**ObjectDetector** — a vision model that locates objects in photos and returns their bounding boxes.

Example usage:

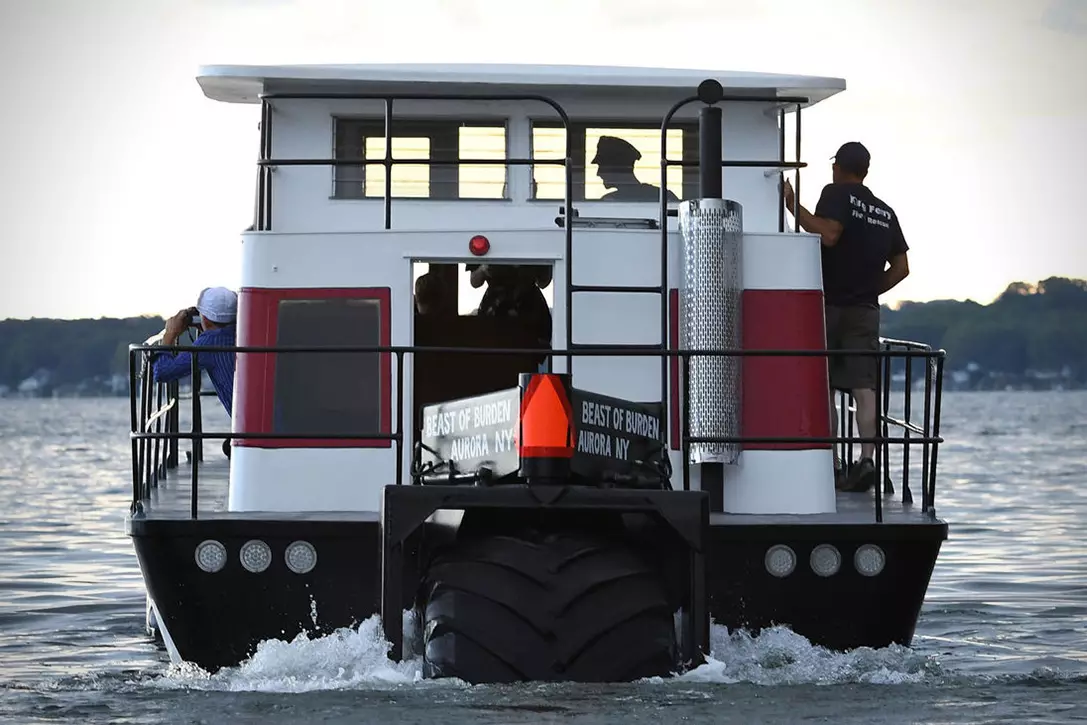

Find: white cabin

[203,63,845,515]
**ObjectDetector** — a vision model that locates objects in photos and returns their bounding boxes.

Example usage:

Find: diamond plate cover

[679,198,743,464]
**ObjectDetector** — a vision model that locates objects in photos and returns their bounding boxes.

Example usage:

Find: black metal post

[383,98,393,230]
[698,105,723,199]
[190,354,202,519]
[881,351,893,496]
[927,355,944,514]
[902,355,914,504]
[129,350,140,510]
[920,356,934,513]
[778,108,786,233]
[395,350,404,486]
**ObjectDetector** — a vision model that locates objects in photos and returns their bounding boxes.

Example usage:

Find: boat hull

[706,520,947,650]
[127,517,382,671]
[128,512,946,672]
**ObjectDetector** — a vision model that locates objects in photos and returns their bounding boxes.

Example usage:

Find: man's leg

[840,305,881,491]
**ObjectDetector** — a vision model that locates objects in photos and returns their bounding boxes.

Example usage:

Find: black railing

[129,340,945,524]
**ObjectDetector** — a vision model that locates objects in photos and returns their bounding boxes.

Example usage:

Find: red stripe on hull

[741,289,831,450]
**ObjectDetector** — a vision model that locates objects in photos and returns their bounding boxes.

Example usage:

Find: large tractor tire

[419,530,677,684]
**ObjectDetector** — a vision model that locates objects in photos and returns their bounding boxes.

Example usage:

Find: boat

[125,62,949,683]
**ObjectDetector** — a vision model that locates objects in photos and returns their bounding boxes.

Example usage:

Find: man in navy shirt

[152,287,238,457]
[783,142,910,492]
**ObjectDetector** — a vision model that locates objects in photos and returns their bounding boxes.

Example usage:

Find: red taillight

[468,235,490,256]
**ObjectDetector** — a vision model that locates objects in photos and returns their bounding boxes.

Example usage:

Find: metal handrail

[129,341,946,524]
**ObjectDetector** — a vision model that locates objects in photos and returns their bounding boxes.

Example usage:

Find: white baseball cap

[196,287,238,324]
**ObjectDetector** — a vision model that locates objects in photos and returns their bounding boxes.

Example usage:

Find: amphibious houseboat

[126,63,949,683]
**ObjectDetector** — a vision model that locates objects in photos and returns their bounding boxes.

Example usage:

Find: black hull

[128,517,382,671]
[706,521,947,651]
[129,513,947,673]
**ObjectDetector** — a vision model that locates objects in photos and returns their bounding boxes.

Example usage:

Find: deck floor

[135,449,940,526]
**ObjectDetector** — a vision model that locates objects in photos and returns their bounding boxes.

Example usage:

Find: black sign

[568,387,666,481]
[419,387,520,479]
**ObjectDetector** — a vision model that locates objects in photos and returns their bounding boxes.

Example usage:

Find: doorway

[411,261,555,435]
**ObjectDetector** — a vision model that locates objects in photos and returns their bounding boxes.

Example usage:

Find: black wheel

[419,530,678,683]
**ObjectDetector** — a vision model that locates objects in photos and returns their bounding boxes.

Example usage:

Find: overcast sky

[0,0,1084,320]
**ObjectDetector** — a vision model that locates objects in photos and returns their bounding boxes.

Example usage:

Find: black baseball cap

[831,142,870,174]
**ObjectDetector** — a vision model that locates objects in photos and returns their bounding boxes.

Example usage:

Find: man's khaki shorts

[825,304,880,392]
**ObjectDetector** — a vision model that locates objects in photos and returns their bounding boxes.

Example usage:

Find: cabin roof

[195,63,846,109]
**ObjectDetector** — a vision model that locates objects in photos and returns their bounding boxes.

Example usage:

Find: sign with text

[419,387,521,479]
[568,387,666,482]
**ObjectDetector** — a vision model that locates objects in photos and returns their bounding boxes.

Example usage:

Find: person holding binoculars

[151,287,238,458]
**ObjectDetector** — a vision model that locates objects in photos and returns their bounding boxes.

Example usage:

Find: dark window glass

[272,298,383,437]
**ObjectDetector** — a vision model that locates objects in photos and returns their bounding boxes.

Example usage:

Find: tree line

[0,276,1084,392]
[880,277,1087,380]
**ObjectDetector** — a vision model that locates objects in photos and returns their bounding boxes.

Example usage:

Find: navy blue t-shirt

[814,182,909,307]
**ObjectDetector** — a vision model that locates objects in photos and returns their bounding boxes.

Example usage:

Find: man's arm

[879,253,910,294]
[878,214,911,294]
[151,309,200,383]
[784,180,845,247]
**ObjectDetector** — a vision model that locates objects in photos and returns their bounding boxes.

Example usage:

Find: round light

[240,539,272,573]
[195,540,227,573]
[810,544,842,577]
[468,235,490,256]
[764,544,796,578]
[854,544,886,576]
[285,540,317,574]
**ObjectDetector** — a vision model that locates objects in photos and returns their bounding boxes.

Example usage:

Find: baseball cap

[831,142,871,173]
[195,286,238,324]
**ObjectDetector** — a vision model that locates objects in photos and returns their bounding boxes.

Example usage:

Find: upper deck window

[333,119,507,200]
[531,122,697,202]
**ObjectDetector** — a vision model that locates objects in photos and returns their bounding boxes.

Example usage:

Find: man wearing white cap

[152,287,239,457]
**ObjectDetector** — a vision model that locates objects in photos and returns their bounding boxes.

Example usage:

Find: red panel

[741,289,831,450]
[669,288,681,451]
[234,287,392,449]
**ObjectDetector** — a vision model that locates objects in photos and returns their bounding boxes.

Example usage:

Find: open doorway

[411,260,555,435]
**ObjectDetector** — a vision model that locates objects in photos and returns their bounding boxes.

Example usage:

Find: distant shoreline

[1,276,1084,397]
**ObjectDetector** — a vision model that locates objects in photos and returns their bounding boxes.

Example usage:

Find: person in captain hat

[592,135,679,203]
[152,287,239,458]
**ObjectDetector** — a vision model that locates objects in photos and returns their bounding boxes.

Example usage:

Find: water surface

[0,392,1085,723]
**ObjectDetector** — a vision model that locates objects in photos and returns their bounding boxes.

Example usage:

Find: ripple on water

[0,394,1086,723]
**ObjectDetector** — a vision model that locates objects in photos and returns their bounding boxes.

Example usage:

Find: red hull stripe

[741,289,831,450]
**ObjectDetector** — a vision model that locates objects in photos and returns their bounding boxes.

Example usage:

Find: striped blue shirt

[152,325,237,415]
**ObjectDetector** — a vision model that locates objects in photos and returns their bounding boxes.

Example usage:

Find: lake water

[0,392,1085,724]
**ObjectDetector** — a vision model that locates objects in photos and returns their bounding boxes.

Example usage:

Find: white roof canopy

[196,63,845,109]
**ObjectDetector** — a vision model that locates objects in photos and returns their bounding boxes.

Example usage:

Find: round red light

[468,235,490,256]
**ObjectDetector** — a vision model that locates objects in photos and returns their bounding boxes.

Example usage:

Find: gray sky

[0,0,1084,319]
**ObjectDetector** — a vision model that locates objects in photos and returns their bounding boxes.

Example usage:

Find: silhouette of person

[592,135,679,202]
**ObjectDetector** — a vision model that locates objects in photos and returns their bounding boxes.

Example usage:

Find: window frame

[234,287,392,449]
[331,117,511,201]
[528,119,700,202]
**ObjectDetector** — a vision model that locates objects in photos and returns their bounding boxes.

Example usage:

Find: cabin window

[333,119,508,200]
[234,288,391,449]
[531,122,697,202]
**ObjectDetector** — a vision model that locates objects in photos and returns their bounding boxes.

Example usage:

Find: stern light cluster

[194,539,317,574]
[764,543,885,578]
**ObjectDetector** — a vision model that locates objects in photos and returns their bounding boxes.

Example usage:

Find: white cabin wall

[264,97,788,235]
[237,94,792,503]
